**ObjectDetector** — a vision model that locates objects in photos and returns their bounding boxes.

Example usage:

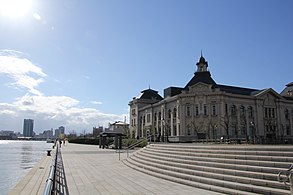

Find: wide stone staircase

[123,143,293,195]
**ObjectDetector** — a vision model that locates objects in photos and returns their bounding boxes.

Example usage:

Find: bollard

[47,150,52,156]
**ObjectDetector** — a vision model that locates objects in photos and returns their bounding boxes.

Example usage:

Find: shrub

[68,138,99,145]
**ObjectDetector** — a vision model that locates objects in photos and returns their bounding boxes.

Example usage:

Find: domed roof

[196,52,208,67]
[139,88,163,100]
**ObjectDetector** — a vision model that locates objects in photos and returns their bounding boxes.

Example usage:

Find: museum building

[129,54,293,143]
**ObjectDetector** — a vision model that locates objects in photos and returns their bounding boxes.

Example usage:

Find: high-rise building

[59,126,65,134]
[54,128,60,138]
[23,119,34,137]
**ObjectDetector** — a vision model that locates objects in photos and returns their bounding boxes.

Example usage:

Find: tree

[220,114,230,140]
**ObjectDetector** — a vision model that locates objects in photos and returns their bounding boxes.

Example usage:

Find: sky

[0,0,292,135]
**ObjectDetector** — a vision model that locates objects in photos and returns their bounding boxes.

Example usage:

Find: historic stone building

[129,54,293,144]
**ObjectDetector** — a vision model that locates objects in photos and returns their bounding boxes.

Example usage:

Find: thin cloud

[91,101,103,105]
[0,50,46,96]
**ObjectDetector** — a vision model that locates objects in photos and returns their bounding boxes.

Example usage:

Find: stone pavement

[61,143,223,195]
[8,152,52,195]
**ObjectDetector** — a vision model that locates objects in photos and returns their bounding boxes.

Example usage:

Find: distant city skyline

[0,0,292,134]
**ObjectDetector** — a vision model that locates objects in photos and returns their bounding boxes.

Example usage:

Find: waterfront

[0,140,53,195]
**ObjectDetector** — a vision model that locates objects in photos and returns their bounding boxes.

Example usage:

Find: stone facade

[129,55,293,144]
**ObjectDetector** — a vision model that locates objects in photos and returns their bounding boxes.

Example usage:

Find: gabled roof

[252,88,284,99]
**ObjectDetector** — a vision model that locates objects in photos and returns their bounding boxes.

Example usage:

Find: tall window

[212,105,216,116]
[204,105,208,116]
[231,105,237,115]
[248,106,253,118]
[265,107,268,118]
[168,109,171,119]
[240,106,245,116]
[173,108,177,118]
[285,109,289,120]
[146,114,151,123]
[271,108,275,118]
[225,104,228,115]
[195,105,199,116]
[186,106,191,117]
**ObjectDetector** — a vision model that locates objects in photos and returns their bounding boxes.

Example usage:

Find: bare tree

[220,114,230,140]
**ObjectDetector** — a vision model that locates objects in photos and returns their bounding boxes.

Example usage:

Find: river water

[0,140,53,195]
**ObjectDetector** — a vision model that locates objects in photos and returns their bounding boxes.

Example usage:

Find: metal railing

[278,163,293,195]
[126,135,152,158]
[43,141,59,195]
[116,135,152,160]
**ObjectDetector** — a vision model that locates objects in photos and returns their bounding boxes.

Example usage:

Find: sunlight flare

[0,0,32,18]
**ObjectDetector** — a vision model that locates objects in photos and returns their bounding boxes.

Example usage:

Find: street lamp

[250,121,255,144]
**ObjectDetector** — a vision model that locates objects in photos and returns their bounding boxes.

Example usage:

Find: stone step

[151,143,293,152]
[138,151,283,181]
[123,159,261,195]
[140,150,290,174]
[125,156,289,195]
[150,146,293,157]
[131,153,288,191]
[146,147,293,163]
[143,149,290,169]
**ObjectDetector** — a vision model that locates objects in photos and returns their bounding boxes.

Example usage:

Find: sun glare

[0,0,32,18]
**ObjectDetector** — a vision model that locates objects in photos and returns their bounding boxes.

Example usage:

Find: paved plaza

[61,143,222,195]
[9,142,223,195]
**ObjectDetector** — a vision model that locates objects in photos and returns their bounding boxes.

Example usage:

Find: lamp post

[214,124,217,142]
[250,121,255,144]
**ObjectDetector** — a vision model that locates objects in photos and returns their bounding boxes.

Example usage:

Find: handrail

[277,163,293,195]
[43,140,59,195]
[126,135,152,158]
